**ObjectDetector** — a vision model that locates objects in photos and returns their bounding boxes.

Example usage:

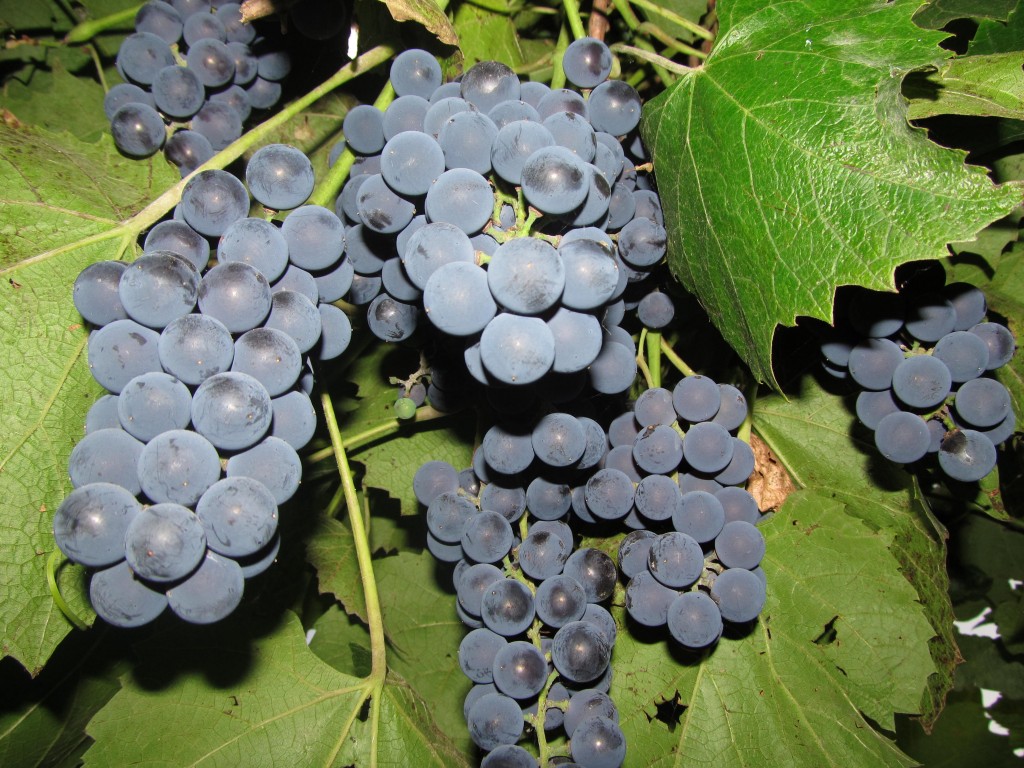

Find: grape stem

[307,404,450,464]
[561,0,588,41]
[639,22,708,60]
[636,328,655,389]
[46,550,89,631]
[64,4,142,43]
[629,0,715,41]
[647,329,662,388]
[533,669,561,766]
[610,43,694,75]
[660,336,698,377]
[550,22,571,90]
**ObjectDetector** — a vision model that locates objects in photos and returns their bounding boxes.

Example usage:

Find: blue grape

[245,77,282,109]
[491,120,556,185]
[551,620,611,683]
[488,237,565,315]
[715,438,755,485]
[158,313,234,385]
[245,144,315,210]
[933,331,989,383]
[874,411,930,464]
[232,327,302,396]
[390,49,442,99]
[570,715,626,768]
[563,547,616,603]
[588,79,642,136]
[367,294,419,342]
[467,692,524,751]
[625,570,678,626]
[543,111,596,162]
[264,290,321,353]
[488,99,541,128]
[715,520,766,570]
[356,173,416,234]
[891,355,951,409]
[74,261,128,327]
[558,237,619,311]
[227,41,258,85]
[492,641,548,699]
[118,251,199,329]
[180,169,250,237]
[481,578,535,636]
[588,340,637,394]
[210,84,252,122]
[518,529,569,581]
[424,96,474,137]
[462,510,515,563]
[633,474,681,523]
[426,491,476,543]
[380,258,422,302]
[564,689,618,738]
[226,437,301,504]
[198,262,272,332]
[111,103,166,158]
[86,394,122,433]
[617,216,666,268]
[713,383,749,431]
[648,531,703,588]
[546,308,603,374]
[414,460,460,506]
[521,146,590,215]
[584,468,634,521]
[382,94,429,140]
[88,319,162,393]
[904,293,957,342]
[618,531,656,580]
[186,38,235,87]
[459,627,507,684]
[969,322,1016,370]
[133,1,179,44]
[166,550,244,624]
[255,45,290,81]
[519,80,550,109]
[182,11,225,45]
[274,265,320,304]
[196,476,278,558]
[532,413,586,468]
[944,282,987,330]
[438,110,499,174]
[136,428,221,506]
[632,424,683,474]
[343,105,386,154]
[144,220,210,271]
[53,482,141,567]
[525,477,572,521]
[117,32,175,86]
[268,391,317,450]
[855,388,900,430]
[458,563,504,616]
[89,561,168,628]
[380,130,445,196]
[103,83,155,121]
[164,129,214,177]
[192,101,243,150]
[152,65,204,119]
[480,313,555,385]
[314,258,356,303]
[461,61,520,113]
[955,377,1011,428]
[716,486,760,525]
[192,371,273,450]
[124,502,206,582]
[344,223,389,276]
[537,88,587,120]
[638,291,675,329]
[317,303,353,360]
[117,371,192,441]
[711,567,766,623]
[673,490,725,544]
[425,168,493,234]
[562,37,612,88]
[403,222,476,289]
[683,421,734,474]
[667,591,723,649]
[481,745,536,768]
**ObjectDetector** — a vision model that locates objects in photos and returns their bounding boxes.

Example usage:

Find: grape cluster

[59,145,353,627]
[333,40,668,398]
[819,277,1017,482]
[105,0,294,168]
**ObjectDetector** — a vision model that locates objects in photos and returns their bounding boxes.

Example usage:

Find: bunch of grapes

[819,274,1016,483]
[55,144,356,627]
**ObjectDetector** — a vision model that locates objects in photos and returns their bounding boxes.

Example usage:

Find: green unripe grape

[394,397,417,420]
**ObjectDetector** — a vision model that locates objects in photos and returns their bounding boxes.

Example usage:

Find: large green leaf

[912,0,1017,29]
[0,123,178,674]
[641,0,1022,387]
[753,375,958,726]
[905,53,1024,121]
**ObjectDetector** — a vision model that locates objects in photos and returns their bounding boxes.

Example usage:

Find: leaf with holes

[641,0,1022,387]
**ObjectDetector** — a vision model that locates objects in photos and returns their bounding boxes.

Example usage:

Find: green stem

[660,336,698,376]
[465,0,518,12]
[534,669,560,766]
[550,23,571,90]
[47,551,88,631]
[611,0,642,29]
[307,405,449,463]
[87,44,109,92]
[64,4,142,43]
[636,328,654,388]
[321,392,387,680]
[610,42,692,77]
[561,0,587,40]
[629,0,714,40]
[646,329,662,388]
[639,22,708,60]
[309,81,396,208]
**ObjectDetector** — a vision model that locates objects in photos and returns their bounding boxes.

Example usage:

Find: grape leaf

[641,0,1022,387]
[971,0,1024,55]
[905,53,1024,121]
[912,0,1017,28]
[635,0,709,43]
[0,59,109,142]
[378,0,459,45]
[895,689,1017,767]
[616,494,934,767]
[453,1,526,68]
[753,375,957,726]
[83,611,468,767]
[0,123,177,674]
[308,515,369,623]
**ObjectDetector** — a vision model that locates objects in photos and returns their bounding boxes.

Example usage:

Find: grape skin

[53,483,141,567]
[124,502,207,583]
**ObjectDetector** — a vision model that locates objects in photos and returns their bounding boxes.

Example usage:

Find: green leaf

[636,0,709,43]
[378,0,459,45]
[912,0,1017,29]
[453,2,526,68]
[896,689,1018,768]
[0,123,178,673]
[905,53,1024,121]
[970,0,1024,55]
[0,57,108,142]
[83,611,467,767]
[309,605,373,679]
[641,0,1022,387]
[753,375,957,726]
[615,494,934,767]
[308,514,370,623]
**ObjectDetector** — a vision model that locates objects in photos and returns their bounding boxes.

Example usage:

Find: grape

[489,120,555,186]
[562,37,613,88]
[414,460,460,506]
[543,111,596,161]
[489,100,541,128]
[710,567,766,623]
[210,85,252,123]
[904,293,956,342]
[438,111,499,174]
[402,221,475,289]
[425,168,493,234]
[635,290,674,328]
[625,570,678,626]
[462,510,515,564]
[196,477,278,558]
[481,484,528,524]
[158,313,234,385]
[317,303,353,360]
[227,41,258,85]
[74,261,128,327]
[164,129,214,177]
[166,550,244,624]
[944,282,987,330]
[144,220,210,271]
[118,251,199,329]
[426,491,477,543]
[891,355,951,409]
[89,561,168,628]
[970,322,1016,370]
[467,692,524,751]
[366,294,417,342]
[571,715,627,768]
[353,173,414,235]
[847,338,904,390]
[632,424,683,474]
[381,258,422,302]
[245,144,315,210]
[480,314,555,385]
[182,11,225,45]
[558,238,619,311]
[459,627,507,684]
[423,262,497,336]
[379,130,445,197]
[481,744,536,768]
[68,427,144,495]
[381,95,429,140]
[583,468,634,521]
[617,216,667,268]
[263,290,322,353]
[492,641,548,699]
[518,530,570,580]
[847,288,903,338]
[874,411,930,464]
[633,474,680,523]
[647,531,704,588]
[519,80,550,109]
[855,389,900,430]
[180,169,250,237]
[192,371,273,450]
[551,621,611,683]
[715,520,766,570]
[488,237,565,315]
[117,371,192,441]
[124,502,206,582]
[343,105,386,155]
[716,487,760,525]
[933,331,989,383]
[521,146,590,215]
[461,61,520,113]
[546,308,603,374]
[110,103,167,158]
[268,390,316,450]
[314,257,356,303]
[525,477,571,521]
[53,483,140,567]
[86,394,122,433]
[588,340,637,394]
[682,421,734,474]
[117,32,175,86]
[136,428,221,506]
[679,472,723,496]
[955,377,1011,428]
[672,490,725,544]
[481,578,535,636]
[276,265,322,306]
[423,96,474,138]
[564,689,618,739]
[103,84,156,125]
[151,65,204,120]
[672,375,721,423]
[232,327,302,396]
[458,563,504,616]
[537,88,587,120]
[217,3,255,43]
[532,413,586,468]
[667,591,723,649]
[245,77,282,110]
[198,262,272,332]
[193,100,244,151]
[186,38,235,88]
[715,438,755,486]
[390,49,442,99]
[562,548,616,603]
[226,437,302,504]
